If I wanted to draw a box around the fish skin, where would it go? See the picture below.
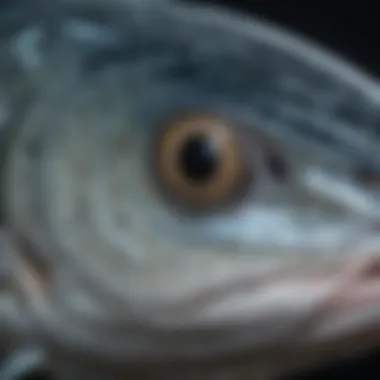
[1,1,380,379]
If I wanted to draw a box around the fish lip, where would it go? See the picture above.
[11,225,380,366]
[283,232,380,373]
[300,256,380,345]
[130,232,380,358]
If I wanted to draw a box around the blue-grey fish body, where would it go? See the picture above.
[1,1,380,379]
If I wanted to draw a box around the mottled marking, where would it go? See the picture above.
[11,26,43,71]
[63,18,121,45]
[80,13,380,167]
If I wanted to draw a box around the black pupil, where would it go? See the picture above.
[180,135,219,182]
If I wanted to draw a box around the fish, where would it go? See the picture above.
[1,0,380,379]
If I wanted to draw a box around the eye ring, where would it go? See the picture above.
[153,113,248,210]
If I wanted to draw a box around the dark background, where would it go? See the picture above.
[194,1,379,77]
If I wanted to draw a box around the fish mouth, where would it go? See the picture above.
[9,228,380,378]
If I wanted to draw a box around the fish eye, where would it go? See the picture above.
[153,113,251,211]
